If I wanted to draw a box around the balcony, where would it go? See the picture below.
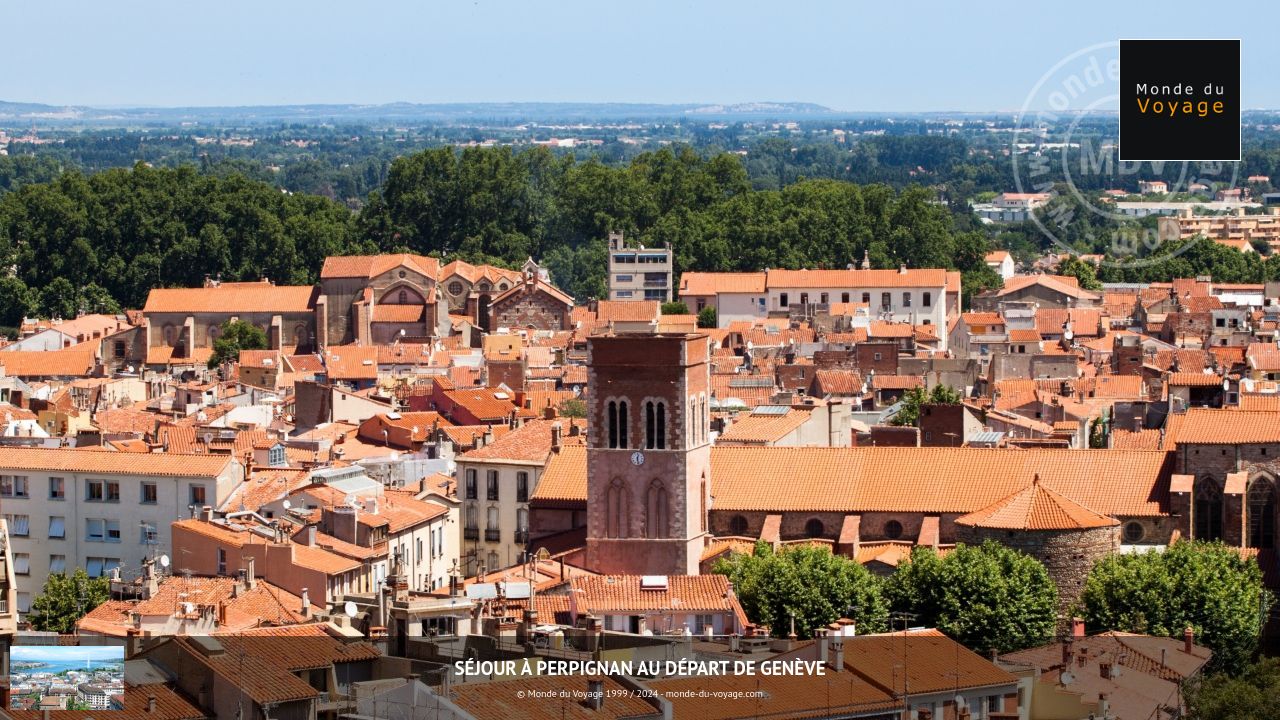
[464,527,479,541]
[514,530,529,545]
[485,528,501,543]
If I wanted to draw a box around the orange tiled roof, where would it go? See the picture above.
[1237,394,1280,412]
[370,304,425,323]
[534,445,1171,517]
[871,374,924,390]
[1173,408,1280,444]
[0,447,232,477]
[323,346,379,381]
[320,253,440,280]
[594,300,661,323]
[460,418,587,462]
[998,274,1099,300]
[955,476,1119,530]
[143,282,315,314]
[718,408,812,444]
[443,387,519,422]
[571,574,742,614]
[813,369,863,396]
[1167,371,1223,387]
[1111,428,1163,450]
[679,272,768,295]
[766,268,949,289]
[0,347,97,377]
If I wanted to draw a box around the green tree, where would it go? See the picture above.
[697,306,717,329]
[890,383,963,427]
[1081,540,1273,673]
[208,319,268,368]
[660,301,689,315]
[1056,255,1104,290]
[0,276,34,329]
[29,568,110,634]
[38,277,79,319]
[885,542,1058,653]
[714,542,888,639]
[1185,657,1280,720]
[557,397,587,418]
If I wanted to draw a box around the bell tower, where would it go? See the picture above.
[585,331,712,575]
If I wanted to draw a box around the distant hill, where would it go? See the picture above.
[0,100,839,126]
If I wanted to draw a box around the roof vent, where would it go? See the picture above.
[640,575,668,591]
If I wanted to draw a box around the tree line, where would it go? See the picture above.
[0,146,1002,329]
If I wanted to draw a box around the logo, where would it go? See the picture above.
[1012,41,1240,268]
[1119,39,1240,161]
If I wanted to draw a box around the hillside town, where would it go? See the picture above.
[0,238,1272,719]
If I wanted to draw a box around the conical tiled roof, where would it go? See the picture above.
[955,475,1119,531]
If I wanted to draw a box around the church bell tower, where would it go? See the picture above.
[584,331,712,575]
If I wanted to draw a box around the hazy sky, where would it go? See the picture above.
[10,0,1277,110]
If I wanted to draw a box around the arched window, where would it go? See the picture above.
[1247,476,1277,549]
[607,401,618,448]
[486,506,499,530]
[646,480,669,539]
[1194,476,1224,541]
[207,325,220,343]
[700,475,708,533]
[805,518,825,538]
[163,325,175,346]
[516,508,528,532]
[464,504,477,529]
[884,520,904,539]
[398,289,408,303]
[606,478,629,538]
[645,400,666,449]
[729,515,748,535]
[618,400,629,448]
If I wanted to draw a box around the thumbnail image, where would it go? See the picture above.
[9,646,124,711]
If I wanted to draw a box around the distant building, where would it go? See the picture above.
[972,192,1050,222]
[985,250,1015,280]
[606,231,673,302]
[1157,207,1280,253]
[1138,180,1168,194]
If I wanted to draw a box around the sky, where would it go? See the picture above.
[9,0,1279,111]
[11,645,124,663]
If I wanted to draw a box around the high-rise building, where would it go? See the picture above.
[606,232,673,302]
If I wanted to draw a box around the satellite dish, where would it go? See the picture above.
[344,601,358,618]
[1063,330,1074,341]
[159,554,170,569]
[282,500,292,510]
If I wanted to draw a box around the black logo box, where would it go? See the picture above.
[1119,39,1240,162]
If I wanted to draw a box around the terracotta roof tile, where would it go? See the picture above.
[320,253,440,280]
[1110,428,1164,450]
[0,347,97,377]
[534,445,1170,517]
[679,272,768,295]
[144,282,315,314]
[570,574,741,614]
[460,418,586,462]
[718,408,812,444]
[767,268,949,289]
[955,476,1119,530]
[323,346,379,381]
[1173,408,1280,444]
[0,447,232,477]
[594,300,661,323]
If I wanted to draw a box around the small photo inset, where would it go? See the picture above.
[8,645,124,711]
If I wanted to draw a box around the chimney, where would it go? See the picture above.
[305,525,317,547]
[1062,637,1074,665]
[586,679,604,710]
[146,695,157,714]
[244,558,256,590]
[217,601,228,627]
[1098,692,1110,718]
[551,423,562,453]
[1072,617,1085,638]
[898,264,907,274]
[301,588,311,618]
[1184,626,1194,654]
[370,497,379,515]
[815,628,829,666]
[830,636,844,672]
[201,505,213,522]
[543,405,557,420]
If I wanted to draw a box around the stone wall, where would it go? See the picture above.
[956,524,1120,616]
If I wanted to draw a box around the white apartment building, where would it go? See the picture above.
[679,267,954,345]
[454,418,578,575]
[606,231,673,302]
[0,448,243,615]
